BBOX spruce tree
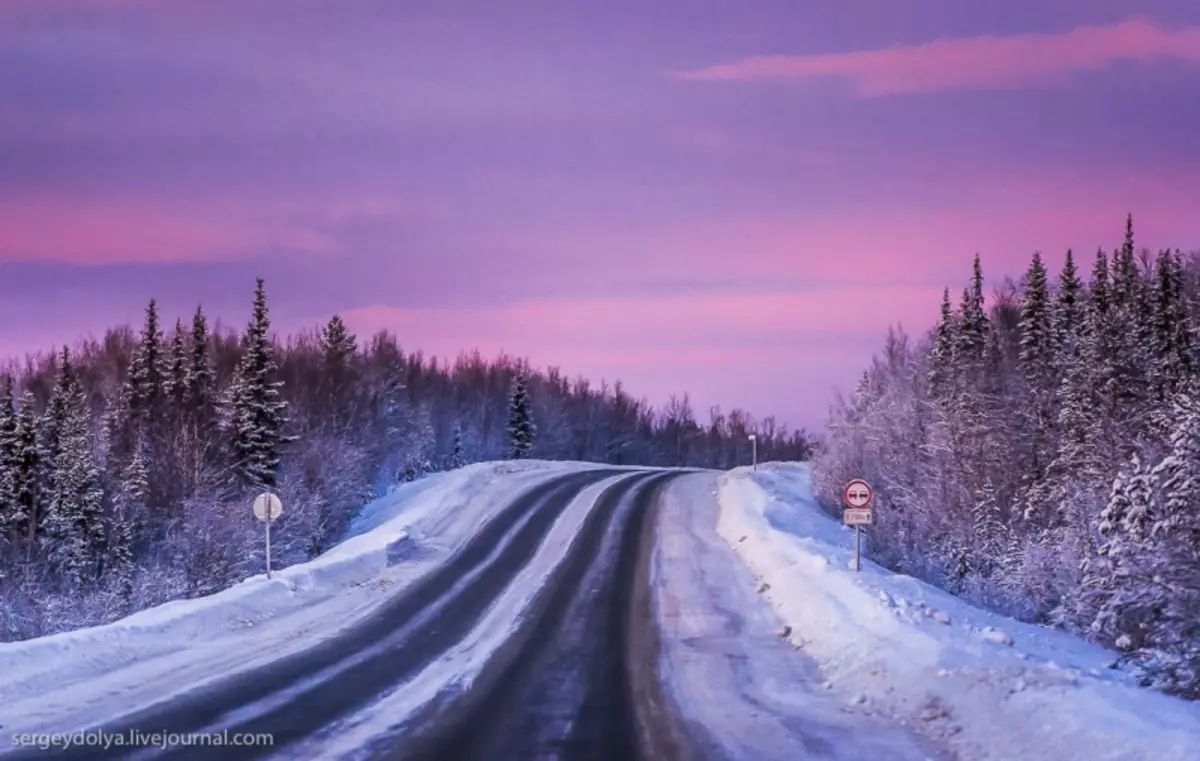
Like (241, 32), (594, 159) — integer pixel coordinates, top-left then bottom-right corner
(928, 288), (955, 397)
(165, 318), (188, 415)
(1053, 249), (1082, 352)
(956, 255), (989, 364)
(1111, 214), (1138, 311)
(11, 393), (39, 557)
(110, 442), (148, 603)
(320, 313), (358, 415)
(0, 376), (17, 545)
(1152, 250), (1192, 401)
(39, 348), (76, 495)
(507, 371), (536, 459)
(42, 382), (105, 587)
(450, 422), (466, 469)
(1019, 251), (1052, 379)
(230, 278), (289, 488)
(187, 305), (217, 428)
(127, 299), (166, 420)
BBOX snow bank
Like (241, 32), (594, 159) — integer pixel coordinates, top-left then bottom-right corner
(717, 462), (1200, 761)
(0, 460), (603, 721)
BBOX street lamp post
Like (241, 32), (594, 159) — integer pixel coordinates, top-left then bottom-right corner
(748, 434), (757, 471)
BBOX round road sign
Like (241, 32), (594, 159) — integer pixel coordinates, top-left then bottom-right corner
(253, 492), (283, 522)
(843, 479), (873, 508)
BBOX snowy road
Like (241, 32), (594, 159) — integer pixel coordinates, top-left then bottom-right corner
(2, 469), (628, 760)
(5, 461), (1183, 761)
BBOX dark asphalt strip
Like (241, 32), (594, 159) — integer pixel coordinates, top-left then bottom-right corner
(386, 471), (691, 761)
(1, 468), (622, 761)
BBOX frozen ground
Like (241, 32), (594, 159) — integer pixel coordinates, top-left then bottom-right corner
(0, 460), (609, 738)
(715, 462), (1200, 761)
(653, 472), (945, 761)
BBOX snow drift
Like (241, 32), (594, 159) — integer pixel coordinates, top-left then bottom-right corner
(0, 460), (606, 733)
(716, 462), (1200, 761)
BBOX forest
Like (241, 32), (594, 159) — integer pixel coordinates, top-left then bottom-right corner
(0, 278), (813, 642)
(816, 216), (1200, 698)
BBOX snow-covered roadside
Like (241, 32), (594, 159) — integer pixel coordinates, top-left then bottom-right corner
(0, 460), (607, 735)
(716, 462), (1200, 761)
(652, 473), (941, 761)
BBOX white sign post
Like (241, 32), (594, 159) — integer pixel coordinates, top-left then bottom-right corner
(748, 434), (757, 472)
(843, 479), (873, 572)
(253, 492), (283, 579)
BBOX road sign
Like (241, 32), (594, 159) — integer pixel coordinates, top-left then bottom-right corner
(253, 493), (283, 523)
(843, 479), (873, 509)
(843, 508), (873, 525)
(253, 492), (283, 580)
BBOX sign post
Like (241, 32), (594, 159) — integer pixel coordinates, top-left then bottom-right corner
(842, 479), (874, 572)
(748, 434), (757, 472)
(253, 492), (284, 579)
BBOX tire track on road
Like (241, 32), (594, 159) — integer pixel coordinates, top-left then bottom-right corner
(388, 470), (696, 761)
(3, 468), (623, 761)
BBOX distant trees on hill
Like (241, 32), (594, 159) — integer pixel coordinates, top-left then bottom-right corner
(0, 283), (813, 641)
(816, 216), (1200, 699)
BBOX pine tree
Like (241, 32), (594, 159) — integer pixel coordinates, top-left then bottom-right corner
(320, 313), (358, 416)
(507, 371), (536, 459)
(42, 382), (105, 587)
(1152, 250), (1192, 401)
(110, 442), (148, 603)
(11, 393), (39, 557)
(1111, 214), (1138, 312)
(230, 278), (289, 488)
(39, 348), (76, 480)
(186, 305), (217, 429)
(1019, 251), (1053, 380)
(450, 422), (466, 469)
(1053, 249), (1083, 352)
(1146, 398), (1200, 695)
(127, 299), (166, 420)
(165, 318), (188, 415)
(0, 376), (18, 546)
(928, 288), (956, 397)
(956, 255), (989, 364)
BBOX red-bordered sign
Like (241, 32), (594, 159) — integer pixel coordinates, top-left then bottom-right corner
(843, 479), (873, 509)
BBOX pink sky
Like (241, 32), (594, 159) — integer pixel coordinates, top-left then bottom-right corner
(1, 1), (1198, 430)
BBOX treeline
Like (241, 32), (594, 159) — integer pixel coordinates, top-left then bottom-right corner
(0, 279), (813, 641)
(816, 216), (1200, 698)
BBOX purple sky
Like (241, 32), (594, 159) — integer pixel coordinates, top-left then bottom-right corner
(1, 0), (1199, 430)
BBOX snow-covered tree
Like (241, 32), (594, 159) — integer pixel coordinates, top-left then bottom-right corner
(165, 318), (188, 414)
(110, 442), (148, 603)
(42, 381), (105, 588)
(0, 376), (18, 547)
(928, 288), (956, 396)
(127, 299), (166, 420)
(507, 371), (536, 459)
(1019, 251), (1053, 383)
(230, 278), (289, 488)
(186, 305), (217, 431)
(449, 422), (467, 469)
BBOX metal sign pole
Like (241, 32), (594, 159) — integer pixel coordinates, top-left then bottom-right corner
(266, 518), (272, 580)
(854, 525), (861, 572)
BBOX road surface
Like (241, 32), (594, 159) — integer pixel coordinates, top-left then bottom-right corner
(3, 469), (708, 761)
(1, 469), (948, 761)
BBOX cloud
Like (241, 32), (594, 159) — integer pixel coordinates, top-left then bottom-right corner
(0, 195), (430, 264)
(675, 18), (1200, 95)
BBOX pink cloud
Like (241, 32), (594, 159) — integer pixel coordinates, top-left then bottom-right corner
(0, 194), (429, 264)
(676, 19), (1200, 95)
